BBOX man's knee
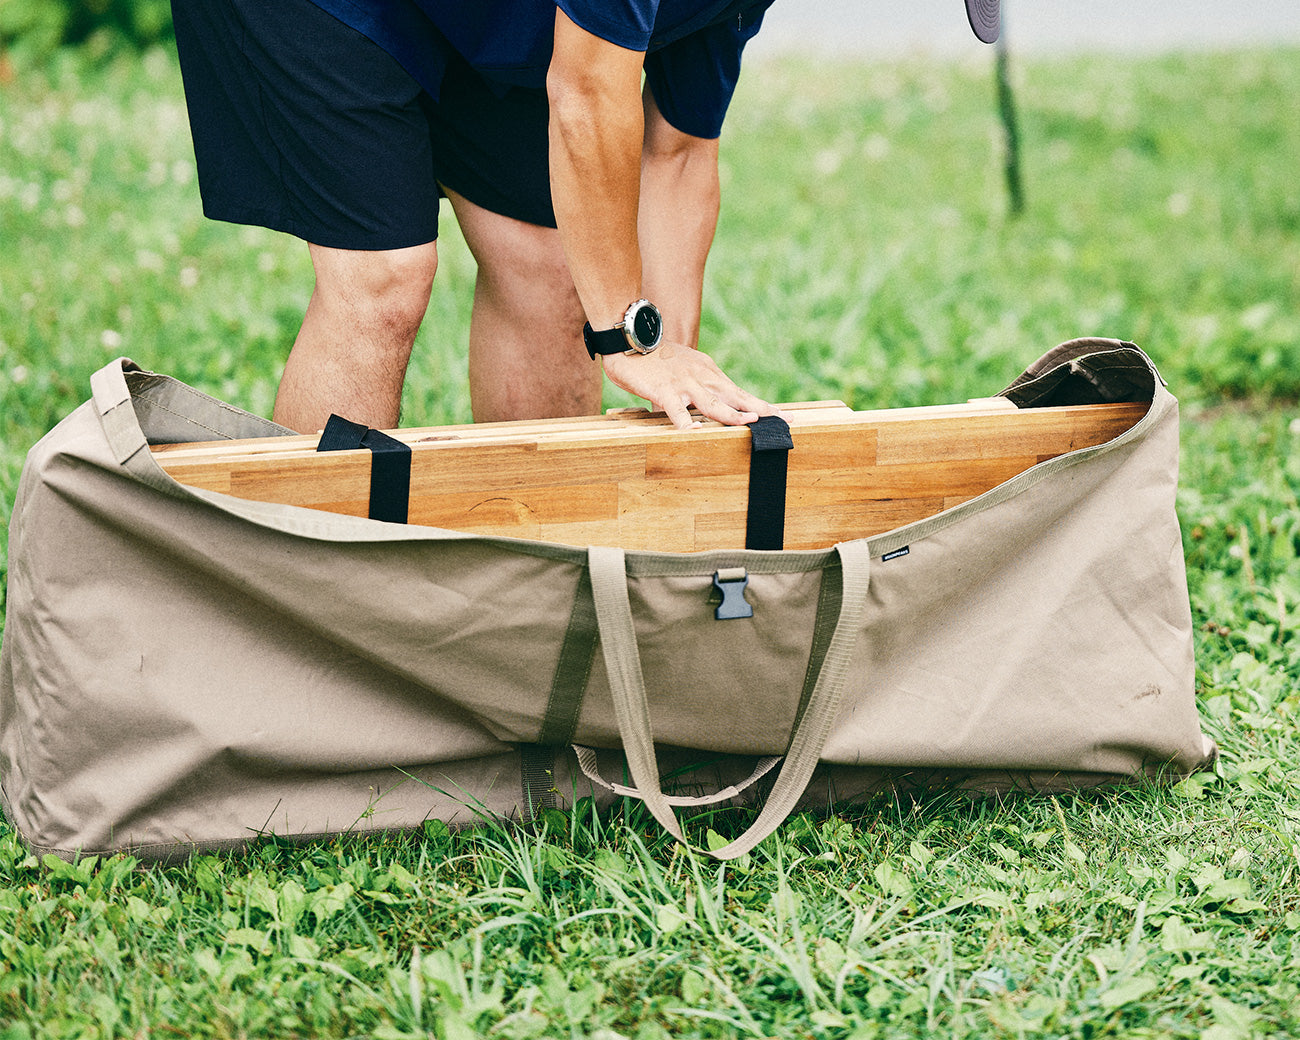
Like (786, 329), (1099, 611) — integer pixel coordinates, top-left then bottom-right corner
(310, 241), (439, 331)
(453, 207), (573, 308)
(491, 239), (584, 326)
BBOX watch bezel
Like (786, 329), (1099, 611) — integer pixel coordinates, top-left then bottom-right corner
(620, 299), (663, 354)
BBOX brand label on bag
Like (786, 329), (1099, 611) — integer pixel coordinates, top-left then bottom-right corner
(881, 546), (910, 562)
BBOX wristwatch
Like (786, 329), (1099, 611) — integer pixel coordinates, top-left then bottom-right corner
(583, 298), (663, 359)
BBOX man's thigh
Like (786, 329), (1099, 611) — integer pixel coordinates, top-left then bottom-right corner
(423, 51), (556, 230)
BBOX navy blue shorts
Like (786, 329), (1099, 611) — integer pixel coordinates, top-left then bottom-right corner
(171, 0), (556, 250)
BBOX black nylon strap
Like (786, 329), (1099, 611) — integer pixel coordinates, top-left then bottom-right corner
(584, 322), (626, 359)
(745, 415), (794, 550)
(316, 414), (412, 524)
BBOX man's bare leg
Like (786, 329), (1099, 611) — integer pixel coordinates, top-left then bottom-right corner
(445, 190), (600, 423)
(273, 241), (439, 433)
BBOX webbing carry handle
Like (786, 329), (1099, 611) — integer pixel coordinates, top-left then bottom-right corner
(587, 541), (871, 860)
(572, 745), (782, 808)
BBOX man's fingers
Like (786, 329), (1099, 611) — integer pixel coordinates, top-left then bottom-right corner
(602, 345), (774, 430)
(729, 386), (784, 420)
(690, 390), (758, 428)
(660, 395), (700, 431)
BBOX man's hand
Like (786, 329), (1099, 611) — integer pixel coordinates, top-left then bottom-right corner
(601, 341), (774, 429)
(548, 9), (778, 431)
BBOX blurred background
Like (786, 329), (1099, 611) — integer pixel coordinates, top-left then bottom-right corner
(751, 0), (1300, 56)
(4, 0), (1299, 66)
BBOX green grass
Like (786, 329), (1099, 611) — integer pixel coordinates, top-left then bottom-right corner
(2, 42), (1299, 1039)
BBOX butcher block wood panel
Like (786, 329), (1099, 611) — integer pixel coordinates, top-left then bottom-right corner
(152, 398), (1148, 551)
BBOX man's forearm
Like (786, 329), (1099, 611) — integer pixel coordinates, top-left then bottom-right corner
(545, 7), (770, 429)
(546, 9), (646, 331)
(638, 91), (721, 350)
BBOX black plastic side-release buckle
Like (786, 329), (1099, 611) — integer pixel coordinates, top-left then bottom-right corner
(712, 567), (754, 620)
(316, 414), (412, 524)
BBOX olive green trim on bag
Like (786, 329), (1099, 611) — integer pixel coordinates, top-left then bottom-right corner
(537, 568), (599, 747)
(792, 560), (843, 748)
(519, 745), (558, 822)
(1000, 339), (1163, 405)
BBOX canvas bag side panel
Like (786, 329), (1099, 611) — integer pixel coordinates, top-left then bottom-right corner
(567, 564), (830, 755)
(109, 360), (612, 748)
(822, 376), (1211, 777)
(107, 363), (851, 762)
(1, 399), (108, 837)
(26, 751), (542, 862)
(3, 395), (515, 852)
(568, 344), (1209, 787)
(0, 364), (591, 854)
(0, 397), (140, 848)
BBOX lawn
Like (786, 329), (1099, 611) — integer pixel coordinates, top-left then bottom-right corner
(1, 40), (1299, 1039)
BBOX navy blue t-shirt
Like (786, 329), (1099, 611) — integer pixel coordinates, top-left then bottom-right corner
(309, 0), (773, 139)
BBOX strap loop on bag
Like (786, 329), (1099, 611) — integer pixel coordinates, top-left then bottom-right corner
(90, 358), (148, 468)
(317, 414), (412, 524)
(89, 359), (185, 494)
(588, 542), (870, 860)
(746, 415), (793, 550)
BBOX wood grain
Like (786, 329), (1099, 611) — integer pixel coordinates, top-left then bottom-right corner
(153, 398), (1148, 551)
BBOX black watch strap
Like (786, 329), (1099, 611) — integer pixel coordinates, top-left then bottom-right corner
(583, 322), (627, 360)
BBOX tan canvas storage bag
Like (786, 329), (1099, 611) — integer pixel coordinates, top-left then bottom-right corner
(0, 339), (1216, 862)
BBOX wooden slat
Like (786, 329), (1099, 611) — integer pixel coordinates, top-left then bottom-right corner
(153, 398), (1148, 552)
(146, 398), (1007, 461)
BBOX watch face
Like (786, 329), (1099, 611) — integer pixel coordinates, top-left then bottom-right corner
(631, 303), (662, 350)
